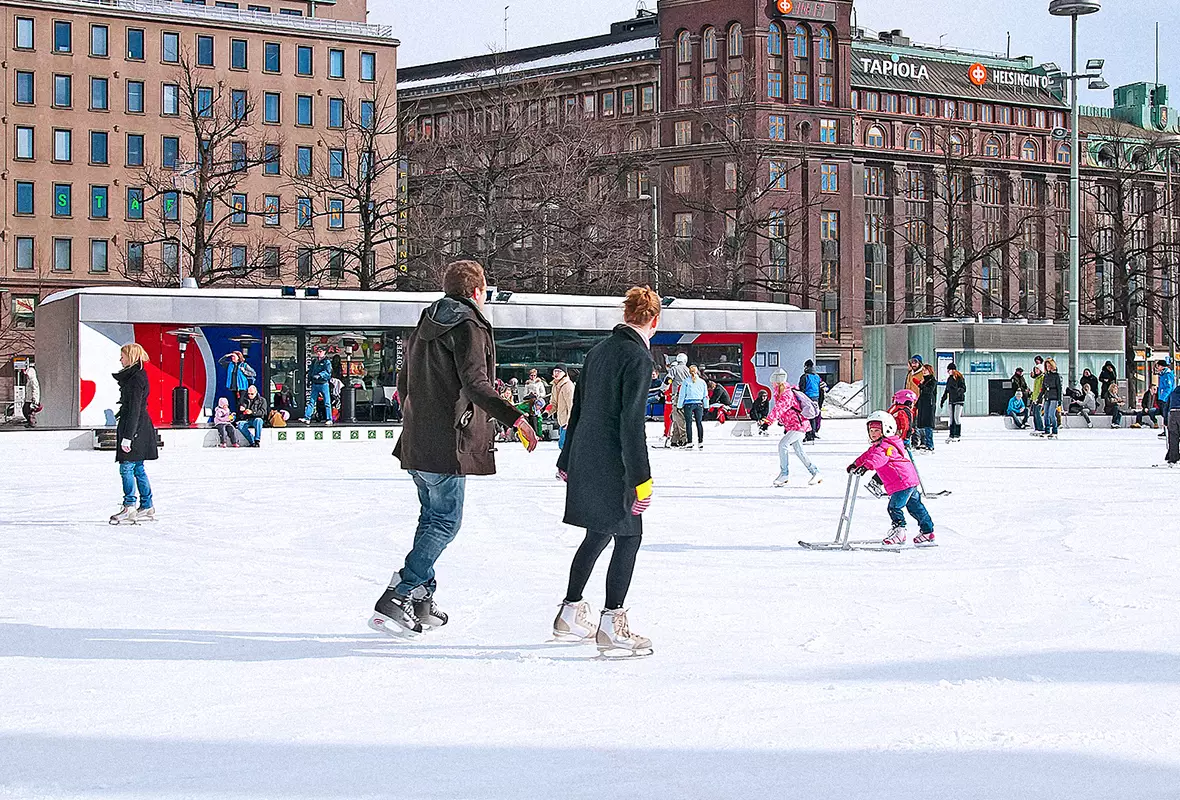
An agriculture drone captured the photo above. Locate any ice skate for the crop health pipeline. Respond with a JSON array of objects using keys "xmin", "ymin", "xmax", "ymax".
[
  {"xmin": 773, "ymin": 474, "xmax": 789, "ymax": 487},
  {"xmin": 109, "ymin": 505, "xmax": 137, "ymax": 525},
  {"xmin": 552, "ymin": 600, "xmax": 596, "ymax": 642},
  {"xmin": 368, "ymin": 588, "xmax": 422, "ymax": 635},
  {"xmin": 596, "ymin": 609, "xmax": 652, "ymax": 658},
  {"xmin": 882, "ymin": 525, "xmax": 907, "ymax": 547},
  {"xmin": 913, "ymin": 531, "xmax": 936, "ymax": 547},
  {"xmin": 412, "ymin": 594, "xmax": 448, "ymax": 628},
  {"xmin": 135, "ymin": 507, "xmax": 156, "ymax": 522},
  {"xmin": 808, "ymin": 473, "xmax": 823, "ymax": 486}
]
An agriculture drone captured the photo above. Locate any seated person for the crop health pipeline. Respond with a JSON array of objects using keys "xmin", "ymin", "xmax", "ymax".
[
  {"xmin": 706, "ymin": 380, "xmax": 732, "ymax": 423},
  {"xmin": 751, "ymin": 389, "xmax": 771, "ymax": 434},
  {"xmin": 213, "ymin": 397, "xmax": 240, "ymax": 447},
  {"xmin": 1078, "ymin": 385, "xmax": 1097, "ymax": 428},
  {"xmin": 237, "ymin": 384, "xmax": 269, "ymax": 447},
  {"xmin": 1007, "ymin": 391, "xmax": 1030, "ymax": 429},
  {"xmin": 1132, "ymin": 390, "xmax": 1160, "ymax": 429},
  {"xmin": 1104, "ymin": 384, "xmax": 1125, "ymax": 428}
]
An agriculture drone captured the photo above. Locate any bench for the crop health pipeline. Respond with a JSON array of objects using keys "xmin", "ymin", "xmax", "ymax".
[{"xmin": 1001, "ymin": 414, "xmax": 1133, "ymax": 430}]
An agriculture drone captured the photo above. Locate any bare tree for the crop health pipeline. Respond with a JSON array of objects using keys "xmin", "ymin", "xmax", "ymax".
[{"xmin": 118, "ymin": 54, "xmax": 282, "ymax": 286}]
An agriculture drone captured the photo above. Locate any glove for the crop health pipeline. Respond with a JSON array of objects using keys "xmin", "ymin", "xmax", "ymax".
[
  {"xmin": 849, "ymin": 465, "xmax": 867, "ymax": 476},
  {"xmin": 631, "ymin": 479, "xmax": 652, "ymax": 515},
  {"xmin": 514, "ymin": 417, "xmax": 539, "ymax": 452},
  {"xmin": 120, "ymin": 438, "xmax": 132, "ymax": 453}
]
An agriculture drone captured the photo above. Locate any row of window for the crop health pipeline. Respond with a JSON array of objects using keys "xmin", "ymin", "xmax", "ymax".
[
  {"xmin": 668, "ymin": 160, "xmax": 841, "ymax": 195},
  {"xmin": 863, "ymin": 125, "xmax": 1070, "ymax": 163},
  {"xmin": 13, "ymin": 17, "xmax": 378, "ymax": 80},
  {"xmin": 852, "ymin": 91, "xmax": 1066, "ymax": 131},
  {"xmin": 675, "ymin": 22, "xmax": 835, "ymax": 63}
]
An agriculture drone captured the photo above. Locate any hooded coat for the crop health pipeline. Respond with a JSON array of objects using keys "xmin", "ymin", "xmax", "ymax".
[
  {"xmin": 393, "ymin": 296, "xmax": 522, "ymax": 476},
  {"xmin": 114, "ymin": 362, "xmax": 158, "ymax": 463},
  {"xmin": 766, "ymin": 384, "xmax": 809, "ymax": 433},
  {"xmin": 916, "ymin": 374, "xmax": 938, "ymax": 429},
  {"xmin": 854, "ymin": 435, "xmax": 920, "ymax": 494},
  {"xmin": 556, "ymin": 325, "xmax": 653, "ymax": 536},
  {"xmin": 1099, "ymin": 363, "xmax": 1117, "ymax": 398}
]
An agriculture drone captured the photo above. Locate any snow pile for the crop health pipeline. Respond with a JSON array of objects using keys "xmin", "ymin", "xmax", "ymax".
[{"xmin": 823, "ymin": 379, "xmax": 866, "ymax": 417}]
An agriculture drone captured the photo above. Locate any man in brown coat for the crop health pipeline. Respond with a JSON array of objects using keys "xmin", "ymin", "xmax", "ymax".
[
  {"xmin": 552, "ymin": 365, "xmax": 575, "ymax": 450},
  {"xmin": 369, "ymin": 260, "xmax": 539, "ymax": 636}
]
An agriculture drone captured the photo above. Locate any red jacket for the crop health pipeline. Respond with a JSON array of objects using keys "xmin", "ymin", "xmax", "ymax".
[{"xmin": 888, "ymin": 403, "xmax": 913, "ymax": 440}]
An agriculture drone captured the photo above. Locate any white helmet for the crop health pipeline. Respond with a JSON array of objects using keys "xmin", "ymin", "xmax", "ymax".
[
  {"xmin": 675, "ymin": 353, "xmax": 688, "ymax": 364},
  {"xmin": 867, "ymin": 410, "xmax": 897, "ymax": 438}
]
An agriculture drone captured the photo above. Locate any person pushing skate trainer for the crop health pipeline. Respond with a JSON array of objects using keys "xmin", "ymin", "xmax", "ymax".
[{"xmin": 369, "ymin": 260, "xmax": 539, "ymax": 636}]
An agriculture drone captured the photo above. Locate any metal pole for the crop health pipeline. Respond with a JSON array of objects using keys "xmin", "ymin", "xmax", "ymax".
[
  {"xmin": 650, "ymin": 185, "xmax": 660, "ymax": 293},
  {"xmin": 1068, "ymin": 13, "xmax": 1081, "ymax": 388}
]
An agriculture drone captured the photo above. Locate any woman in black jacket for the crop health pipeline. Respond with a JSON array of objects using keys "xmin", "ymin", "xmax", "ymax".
[
  {"xmin": 1099, "ymin": 361, "xmax": 1117, "ymax": 400},
  {"xmin": 1080, "ymin": 368, "xmax": 1100, "ymax": 402},
  {"xmin": 111, "ymin": 343, "xmax": 159, "ymax": 524},
  {"xmin": 916, "ymin": 365, "xmax": 938, "ymax": 451},
  {"xmin": 1039, "ymin": 358, "xmax": 1064, "ymax": 437},
  {"xmin": 751, "ymin": 389, "xmax": 771, "ymax": 434},
  {"xmin": 940, "ymin": 363, "xmax": 967, "ymax": 442}
]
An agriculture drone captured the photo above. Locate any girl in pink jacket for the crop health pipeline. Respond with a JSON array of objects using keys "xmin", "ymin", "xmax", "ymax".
[
  {"xmin": 848, "ymin": 411, "xmax": 935, "ymax": 547},
  {"xmin": 765, "ymin": 376, "xmax": 821, "ymax": 487}
]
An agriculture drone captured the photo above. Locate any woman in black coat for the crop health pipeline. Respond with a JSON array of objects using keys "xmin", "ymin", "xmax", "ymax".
[
  {"xmin": 553, "ymin": 287, "xmax": 658, "ymax": 657},
  {"xmin": 1080, "ymin": 369, "xmax": 1100, "ymax": 402},
  {"xmin": 915, "ymin": 365, "xmax": 938, "ymax": 451},
  {"xmin": 1038, "ymin": 357, "xmax": 1064, "ymax": 437},
  {"xmin": 111, "ymin": 343, "xmax": 159, "ymax": 524},
  {"xmin": 940, "ymin": 363, "xmax": 967, "ymax": 442},
  {"xmin": 1099, "ymin": 361, "xmax": 1117, "ymax": 400}
]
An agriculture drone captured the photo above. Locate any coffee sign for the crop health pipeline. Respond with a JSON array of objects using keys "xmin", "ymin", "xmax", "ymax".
[{"xmin": 775, "ymin": 0, "xmax": 837, "ymax": 23}]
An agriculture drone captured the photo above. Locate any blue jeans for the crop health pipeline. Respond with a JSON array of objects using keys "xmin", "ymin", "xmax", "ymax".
[
  {"xmin": 920, "ymin": 427, "xmax": 934, "ymax": 450},
  {"xmin": 1008, "ymin": 410, "xmax": 1029, "ymax": 429},
  {"xmin": 887, "ymin": 487, "xmax": 932, "ymax": 533},
  {"xmin": 119, "ymin": 461, "xmax": 152, "ymax": 509},
  {"xmin": 304, "ymin": 382, "xmax": 331, "ymax": 420},
  {"xmin": 558, "ymin": 425, "xmax": 567, "ymax": 450},
  {"xmin": 237, "ymin": 418, "xmax": 263, "ymax": 444},
  {"xmin": 394, "ymin": 470, "xmax": 467, "ymax": 597},
  {"xmin": 1043, "ymin": 400, "xmax": 1060, "ymax": 434},
  {"xmin": 683, "ymin": 403, "xmax": 704, "ymax": 444},
  {"xmin": 777, "ymin": 430, "xmax": 817, "ymax": 478},
  {"xmin": 1031, "ymin": 403, "xmax": 1044, "ymax": 431}
]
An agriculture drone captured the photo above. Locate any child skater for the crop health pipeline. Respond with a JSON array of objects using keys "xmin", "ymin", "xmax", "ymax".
[
  {"xmin": 888, "ymin": 389, "xmax": 917, "ymax": 452},
  {"xmin": 847, "ymin": 411, "xmax": 935, "ymax": 547}
]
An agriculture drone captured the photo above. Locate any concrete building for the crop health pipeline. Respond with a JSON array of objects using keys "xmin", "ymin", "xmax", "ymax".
[
  {"xmin": 1, "ymin": 0, "xmax": 397, "ymax": 407},
  {"xmin": 398, "ymin": 0, "xmax": 1179, "ymax": 386}
]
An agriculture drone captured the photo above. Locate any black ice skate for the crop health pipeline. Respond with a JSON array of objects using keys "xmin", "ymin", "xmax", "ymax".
[
  {"xmin": 411, "ymin": 591, "xmax": 448, "ymax": 628},
  {"xmin": 368, "ymin": 588, "xmax": 422, "ymax": 635}
]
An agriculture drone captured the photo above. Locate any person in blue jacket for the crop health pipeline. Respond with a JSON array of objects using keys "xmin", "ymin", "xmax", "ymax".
[
  {"xmin": 299, "ymin": 345, "xmax": 334, "ymax": 425},
  {"xmin": 798, "ymin": 360, "xmax": 825, "ymax": 442},
  {"xmin": 218, "ymin": 350, "xmax": 256, "ymax": 410},
  {"xmin": 676, "ymin": 365, "xmax": 708, "ymax": 448},
  {"xmin": 1007, "ymin": 390, "xmax": 1030, "ymax": 429},
  {"xmin": 1154, "ymin": 360, "xmax": 1174, "ymax": 440}
]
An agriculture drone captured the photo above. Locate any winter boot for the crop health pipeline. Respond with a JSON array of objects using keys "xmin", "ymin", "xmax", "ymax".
[
  {"xmin": 596, "ymin": 609, "xmax": 653, "ymax": 658},
  {"xmin": 552, "ymin": 600, "xmax": 596, "ymax": 642},
  {"xmin": 109, "ymin": 505, "xmax": 137, "ymax": 525},
  {"xmin": 913, "ymin": 531, "xmax": 936, "ymax": 547},
  {"xmin": 882, "ymin": 525, "xmax": 907, "ymax": 547},
  {"xmin": 411, "ymin": 589, "xmax": 448, "ymax": 628},
  {"xmin": 368, "ymin": 588, "xmax": 422, "ymax": 635}
]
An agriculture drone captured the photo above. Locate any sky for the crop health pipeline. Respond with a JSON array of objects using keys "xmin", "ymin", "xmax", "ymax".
[{"xmin": 377, "ymin": 0, "xmax": 1178, "ymax": 106}]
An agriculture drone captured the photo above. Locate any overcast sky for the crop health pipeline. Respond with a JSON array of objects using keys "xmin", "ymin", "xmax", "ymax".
[{"xmin": 378, "ymin": 0, "xmax": 1177, "ymax": 106}]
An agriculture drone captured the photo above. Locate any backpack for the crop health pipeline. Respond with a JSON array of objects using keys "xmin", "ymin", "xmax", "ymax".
[
  {"xmin": 793, "ymin": 389, "xmax": 819, "ymax": 420},
  {"xmin": 802, "ymin": 372, "xmax": 822, "ymax": 400}
]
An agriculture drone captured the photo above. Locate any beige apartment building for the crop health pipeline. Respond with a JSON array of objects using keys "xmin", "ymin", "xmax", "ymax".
[{"xmin": 1, "ymin": 0, "xmax": 397, "ymax": 406}]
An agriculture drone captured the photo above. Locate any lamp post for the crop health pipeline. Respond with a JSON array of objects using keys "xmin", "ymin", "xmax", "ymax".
[
  {"xmin": 639, "ymin": 185, "xmax": 660, "ymax": 293},
  {"xmin": 1161, "ymin": 134, "xmax": 1180, "ymax": 360},
  {"xmin": 166, "ymin": 327, "xmax": 202, "ymax": 426},
  {"xmin": 1049, "ymin": 0, "xmax": 1103, "ymax": 388}
]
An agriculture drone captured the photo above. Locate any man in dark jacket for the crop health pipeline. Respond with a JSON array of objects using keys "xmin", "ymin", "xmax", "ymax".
[
  {"xmin": 236, "ymin": 384, "xmax": 269, "ymax": 447},
  {"xmin": 798, "ymin": 360, "xmax": 825, "ymax": 441},
  {"xmin": 299, "ymin": 346, "xmax": 334, "ymax": 425},
  {"xmin": 370, "ymin": 260, "xmax": 539, "ymax": 636},
  {"xmin": 552, "ymin": 286, "xmax": 659, "ymax": 658},
  {"xmin": 1010, "ymin": 367, "xmax": 1031, "ymax": 400}
]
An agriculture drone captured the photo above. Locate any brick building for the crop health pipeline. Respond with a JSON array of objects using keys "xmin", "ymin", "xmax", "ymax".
[
  {"xmin": 1, "ymin": 0, "xmax": 397, "ymax": 406},
  {"xmin": 399, "ymin": 0, "xmax": 1178, "ymax": 384}
]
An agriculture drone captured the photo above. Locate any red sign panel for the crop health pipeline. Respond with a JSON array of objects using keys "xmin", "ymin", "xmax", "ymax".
[{"xmin": 775, "ymin": 0, "xmax": 837, "ymax": 23}]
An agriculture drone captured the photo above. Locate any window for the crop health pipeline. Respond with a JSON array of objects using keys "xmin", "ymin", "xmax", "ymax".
[
  {"xmin": 360, "ymin": 51, "xmax": 376, "ymax": 81},
  {"xmin": 770, "ymin": 160, "xmax": 788, "ymax": 190},
  {"xmin": 792, "ymin": 25, "xmax": 808, "ymax": 58},
  {"xmin": 318, "ymin": 96, "xmax": 341, "ymax": 129},
  {"xmin": 162, "ymin": 31, "xmax": 179, "ymax": 63},
  {"xmin": 865, "ymin": 165, "xmax": 887, "ymax": 197},
  {"xmin": 231, "ymin": 89, "xmax": 247, "ymax": 120},
  {"xmin": 91, "ymin": 24, "xmax": 109, "ymax": 57},
  {"xmin": 231, "ymin": 140, "xmax": 247, "ymax": 171},
  {"xmin": 297, "ymin": 249, "xmax": 313, "ymax": 280},
  {"xmin": 674, "ymin": 212, "xmax": 693, "ymax": 241},
  {"xmin": 90, "ymin": 77, "xmax": 109, "ymax": 110},
  {"xmin": 769, "ymin": 114, "xmax": 786, "ymax": 141},
  {"xmin": 726, "ymin": 114, "xmax": 741, "ymax": 140},
  {"xmin": 15, "ymin": 238, "xmax": 35, "ymax": 271},
  {"xmin": 296, "ymin": 45, "xmax": 312, "ymax": 76},
  {"xmin": 724, "ymin": 161, "xmax": 738, "ymax": 191},
  {"xmin": 820, "ymin": 163, "xmax": 838, "ymax": 192},
  {"xmin": 1020, "ymin": 139, "xmax": 1038, "ymax": 161},
  {"xmin": 231, "ymin": 245, "xmax": 247, "ymax": 273},
  {"xmin": 54, "ymin": 239, "xmax": 72, "ymax": 271},
  {"xmin": 819, "ymin": 119, "xmax": 837, "ymax": 144},
  {"xmin": 193, "ymin": 86, "xmax": 212, "ymax": 117},
  {"xmin": 983, "ymin": 136, "xmax": 1002, "ymax": 157},
  {"xmin": 676, "ymin": 30, "xmax": 691, "ymax": 63},
  {"xmin": 296, "ymin": 197, "xmax": 312, "ymax": 227},
  {"xmin": 817, "ymin": 76, "xmax": 833, "ymax": 104},
  {"xmin": 727, "ymin": 23, "xmax": 742, "ymax": 57},
  {"xmin": 296, "ymin": 95, "xmax": 312, "ymax": 125},
  {"xmin": 54, "ymin": 74, "xmax": 72, "ymax": 108},
  {"xmin": 673, "ymin": 165, "xmax": 691, "ymax": 194},
  {"xmin": 262, "ymin": 246, "xmax": 280, "ymax": 278},
  {"xmin": 727, "ymin": 70, "xmax": 743, "ymax": 98},
  {"xmin": 54, "ymin": 129, "xmax": 72, "ymax": 162},
  {"xmin": 126, "ymin": 80, "xmax": 144, "ymax": 113},
  {"xmin": 90, "ymin": 131, "xmax": 108, "ymax": 164},
  {"xmin": 16, "ymin": 127, "xmax": 35, "ymax": 160},
  {"xmin": 54, "ymin": 183, "xmax": 72, "ymax": 217},
  {"xmin": 163, "ymin": 191, "xmax": 179, "ymax": 220},
  {"xmin": 127, "ymin": 187, "xmax": 144, "ymax": 219},
  {"xmin": 15, "ymin": 182, "xmax": 35, "ymax": 215},
  {"xmin": 162, "ymin": 136, "xmax": 179, "ymax": 168},
  {"xmin": 768, "ymin": 71, "xmax": 783, "ymax": 98},
  {"xmin": 998, "ymin": 106, "xmax": 1011, "ymax": 125},
  {"xmin": 677, "ymin": 77, "xmax": 693, "ymax": 106},
  {"xmin": 328, "ymin": 250, "xmax": 344, "ymax": 279},
  {"xmin": 360, "ymin": 100, "xmax": 375, "ymax": 128},
  {"xmin": 16, "ymin": 17, "xmax": 34, "ymax": 49},
  {"xmin": 219, "ymin": 193, "xmax": 244, "ymax": 226},
  {"xmin": 196, "ymin": 35, "xmax": 213, "ymax": 66},
  {"xmin": 231, "ymin": 39, "xmax": 248, "ymax": 69},
  {"xmin": 329, "ymin": 148, "xmax": 344, "ymax": 178},
  {"xmin": 818, "ymin": 28, "xmax": 833, "ymax": 60},
  {"xmin": 641, "ymin": 85, "xmax": 655, "ymax": 111},
  {"xmin": 903, "ymin": 96, "xmax": 917, "ymax": 115},
  {"xmin": 883, "ymin": 94, "xmax": 899, "ymax": 113},
  {"xmin": 127, "ymin": 134, "xmax": 144, "ymax": 166},
  {"xmin": 296, "ymin": 145, "xmax": 312, "ymax": 176},
  {"xmin": 703, "ymin": 75, "xmax": 718, "ymax": 103},
  {"xmin": 866, "ymin": 125, "xmax": 885, "ymax": 148},
  {"xmin": 264, "ymin": 143, "xmax": 280, "ymax": 175},
  {"xmin": 126, "ymin": 241, "xmax": 144, "ymax": 273},
  {"xmin": 768, "ymin": 22, "xmax": 783, "ymax": 56},
  {"xmin": 127, "ymin": 28, "xmax": 144, "ymax": 60},
  {"xmin": 203, "ymin": 198, "xmax": 213, "ymax": 223},
  {"xmin": 792, "ymin": 74, "xmax": 808, "ymax": 101},
  {"xmin": 906, "ymin": 129, "xmax": 925, "ymax": 151},
  {"xmin": 264, "ymin": 42, "xmax": 280, "ymax": 72},
  {"xmin": 673, "ymin": 121, "xmax": 691, "ymax": 146},
  {"xmin": 947, "ymin": 131, "xmax": 964, "ymax": 155},
  {"xmin": 163, "ymin": 83, "xmax": 179, "ymax": 115},
  {"xmin": 264, "ymin": 92, "xmax": 280, "ymax": 124},
  {"xmin": 328, "ymin": 198, "xmax": 344, "ymax": 229},
  {"xmin": 621, "ymin": 88, "xmax": 635, "ymax": 114},
  {"xmin": 53, "ymin": 20, "xmax": 71, "ymax": 53},
  {"xmin": 16, "ymin": 72, "xmax": 35, "ymax": 105},
  {"xmin": 1015, "ymin": 107, "xmax": 1029, "ymax": 127},
  {"xmin": 263, "ymin": 195, "xmax": 279, "ymax": 225},
  {"xmin": 329, "ymin": 48, "xmax": 344, "ymax": 78},
  {"xmin": 1056, "ymin": 143, "xmax": 1071, "ymax": 164},
  {"xmin": 162, "ymin": 240, "xmax": 179, "ymax": 273},
  {"xmin": 90, "ymin": 239, "xmax": 109, "ymax": 273}
]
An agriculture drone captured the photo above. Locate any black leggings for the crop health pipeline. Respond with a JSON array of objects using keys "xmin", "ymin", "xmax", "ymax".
[{"xmin": 564, "ymin": 531, "xmax": 642, "ymax": 610}]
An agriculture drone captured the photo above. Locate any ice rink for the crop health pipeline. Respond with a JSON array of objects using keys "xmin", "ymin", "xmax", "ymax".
[{"xmin": 2, "ymin": 418, "xmax": 1179, "ymax": 799}]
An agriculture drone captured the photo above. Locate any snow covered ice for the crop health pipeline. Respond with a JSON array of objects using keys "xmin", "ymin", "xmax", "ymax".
[{"xmin": 2, "ymin": 418, "xmax": 1179, "ymax": 799}]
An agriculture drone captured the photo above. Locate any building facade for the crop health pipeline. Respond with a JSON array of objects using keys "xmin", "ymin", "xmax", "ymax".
[
  {"xmin": 1, "ymin": 0, "xmax": 397, "ymax": 405},
  {"xmin": 399, "ymin": 0, "xmax": 1178, "ymax": 384}
]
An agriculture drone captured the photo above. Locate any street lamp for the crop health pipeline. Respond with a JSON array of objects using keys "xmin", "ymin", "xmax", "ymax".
[
  {"xmin": 1160, "ymin": 134, "xmax": 1180, "ymax": 359},
  {"xmin": 638, "ymin": 185, "xmax": 660, "ymax": 293},
  {"xmin": 1049, "ymin": 0, "xmax": 1102, "ymax": 388},
  {"xmin": 166, "ymin": 327, "xmax": 202, "ymax": 426}
]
